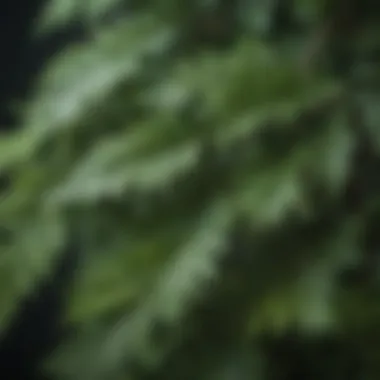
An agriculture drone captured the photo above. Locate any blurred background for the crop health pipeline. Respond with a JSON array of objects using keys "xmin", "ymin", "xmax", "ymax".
[{"xmin": 1, "ymin": 0, "xmax": 380, "ymax": 379}]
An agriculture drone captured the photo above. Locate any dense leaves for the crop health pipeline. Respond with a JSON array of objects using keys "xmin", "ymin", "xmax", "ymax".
[{"xmin": 1, "ymin": 0, "xmax": 380, "ymax": 379}]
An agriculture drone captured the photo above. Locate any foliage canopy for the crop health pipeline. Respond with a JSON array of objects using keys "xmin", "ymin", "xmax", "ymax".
[{"xmin": 1, "ymin": 1, "xmax": 380, "ymax": 379}]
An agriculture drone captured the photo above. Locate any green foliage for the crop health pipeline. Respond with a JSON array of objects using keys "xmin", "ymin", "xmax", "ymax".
[{"xmin": 2, "ymin": 0, "xmax": 380, "ymax": 379}]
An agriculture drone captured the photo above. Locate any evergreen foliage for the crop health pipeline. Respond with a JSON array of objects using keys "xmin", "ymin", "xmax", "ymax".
[{"xmin": 1, "ymin": 0, "xmax": 380, "ymax": 379}]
